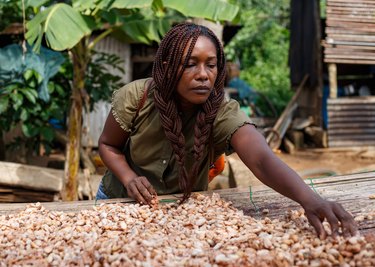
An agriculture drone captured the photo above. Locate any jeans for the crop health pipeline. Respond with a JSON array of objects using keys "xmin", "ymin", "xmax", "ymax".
[{"xmin": 96, "ymin": 181, "xmax": 109, "ymax": 200}]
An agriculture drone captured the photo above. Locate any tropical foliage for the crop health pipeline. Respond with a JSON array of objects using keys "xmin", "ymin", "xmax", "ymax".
[
  {"xmin": 225, "ymin": 0, "xmax": 291, "ymax": 116},
  {"xmin": 0, "ymin": 44, "xmax": 124, "ymax": 156}
]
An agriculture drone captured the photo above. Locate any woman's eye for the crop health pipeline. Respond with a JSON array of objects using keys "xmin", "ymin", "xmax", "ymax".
[
  {"xmin": 207, "ymin": 64, "xmax": 216, "ymax": 68},
  {"xmin": 186, "ymin": 63, "xmax": 195, "ymax": 68}
]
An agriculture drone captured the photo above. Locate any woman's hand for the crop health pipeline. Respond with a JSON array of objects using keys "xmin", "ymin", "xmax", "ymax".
[
  {"xmin": 302, "ymin": 197, "xmax": 358, "ymax": 239},
  {"xmin": 124, "ymin": 176, "xmax": 157, "ymax": 206}
]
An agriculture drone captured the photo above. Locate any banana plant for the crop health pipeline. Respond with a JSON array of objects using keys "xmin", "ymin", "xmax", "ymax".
[{"xmin": 25, "ymin": 0, "xmax": 239, "ymax": 201}]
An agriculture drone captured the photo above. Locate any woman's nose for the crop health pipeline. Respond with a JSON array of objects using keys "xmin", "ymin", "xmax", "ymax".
[{"xmin": 196, "ymin": 65, "xmax": 208, "ymax": 80}]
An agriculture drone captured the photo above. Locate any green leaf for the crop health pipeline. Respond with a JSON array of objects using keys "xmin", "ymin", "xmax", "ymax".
[
  {"xmin": 122, "ymin": 16, "xmax": 171, "ymax": 44},
  {"xmin": 20, "ymin": 109, "xmax": 29, "ymax": 121},
  {"xmin": 152, "ymin": 0, "xmax": 165, "ymax": 17},
  {"xmin": 41, "ymin": 127, "xmax": 54, "ymax": 142},
  {"xmin": 72, "ymin": 0, "xmax": 97, "ymax": 12},
  {"xmin": 162, "ymin": 0, "xmax": 239, "ymax": 22},
  {"xmin": 110, "ymin": 0, "xmax": 153, "ymax": 9},
  {"xmin": 23, "ymin": 69, "xmax": 34, "ymax": 81},
  {"xmin": 20, "ymin": 88, "xmax": 38, "ymax": 104},
  {"xmin": 26, "ymin": 3, "xmax": 92, "ymax": 52},
  {"xmin": 0, "ymin": 97, "xmax": 9, "ymax": 114},
  {"xmin": 11, "ymin": 93, "xmax": 24, "ymax": 110},
  {"xmin": 22, "ymin": 123, "xmax": 37, "ymax": 137},
  {"xmin": 26, "ymin": 0, "xmax": 51, "ymax": 8}
]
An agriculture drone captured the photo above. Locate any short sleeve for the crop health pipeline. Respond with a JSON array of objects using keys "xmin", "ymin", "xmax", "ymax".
[
  {"xmin": 213, "ymin": 99, "xmax": 256, "ymax": 155},
  {"xmin": 111, "ymin": 79, "xmax": 148, "ymax": 132}
]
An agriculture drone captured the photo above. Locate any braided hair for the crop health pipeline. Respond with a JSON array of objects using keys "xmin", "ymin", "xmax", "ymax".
[{"xmin": 152, "ymin": 22, "xmax": 226, "ymax": 203}]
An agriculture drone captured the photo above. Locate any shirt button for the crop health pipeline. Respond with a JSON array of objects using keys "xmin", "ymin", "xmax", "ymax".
[{"xmin": 162, "ymin": 160, "xmax": 167, "ymax": 164}]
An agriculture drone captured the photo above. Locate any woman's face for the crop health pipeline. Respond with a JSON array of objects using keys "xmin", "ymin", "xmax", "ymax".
[{"xmin": 175, "ymin": 35, "xmax": 218, "ymax": 111}]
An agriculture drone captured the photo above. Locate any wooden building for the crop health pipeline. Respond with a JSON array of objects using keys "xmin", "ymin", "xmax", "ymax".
[
  {"xmin": 289, "ymin": 0, "xmax": 375, "ymax": 148},
  {"xmin": 323, "ymin": 0, "xmax": 375, "ymax": 147}
]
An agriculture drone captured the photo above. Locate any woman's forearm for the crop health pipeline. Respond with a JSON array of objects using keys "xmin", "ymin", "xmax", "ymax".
[
  {"xmin": 232, "ymin": 125, "xmax": 320, "ymax": 207},
  {"xmin": 250, "ymin": 152, "xmax": 320, "ymax": 206},
  {"xmin": 98, "ymin": 142, "xmax": 137, "ymax": 186}
]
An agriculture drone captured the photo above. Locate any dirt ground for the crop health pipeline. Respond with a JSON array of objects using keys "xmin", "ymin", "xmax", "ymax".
[{"xmin": 209, "ymin": 147, "xmax": 375, "ymax": 190}]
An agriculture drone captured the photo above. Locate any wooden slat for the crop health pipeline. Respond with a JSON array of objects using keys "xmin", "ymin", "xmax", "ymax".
[
  {"xmin": 326, "ymin": 34, "xmax": 375, "ymax": 42},
  {"xmin": 328, "ymin": 97, "xmax": 375, "ymax": 104},
  {"xmin": 328, "ymin": 0, "xmax": 375, "ymax": 4},
  {"xmin": 329, "ymin": 140, "xmax": 375, "ymax": 146},
  {"xmin": 325, "ymin": 54, "xmax": 375, "ymax": 60},
  {"xmin": 328, "ymin": 134, "xmax": 375, "ymax": 141},
  {"xmin": 326, "ymin": 20, "xmax": 375, "ymax": 31},
  {"xmin": 323, "ymin": 43, "xmax": 375, "ymax": 51},
  {"xmin": 328, "ymin": 110, "xmax": 375, "ymax": 117},
  {"xmin": 325, "ymin": 49, "xmax": 375, "ymax": 56},
  {"xmin": 327, "ymin": 104, "xmax": 375, "ymax": 111},
  {"xmin": 328, "ymin": 122, "xmax": 375, "ymax": 129},
  {"xmin": 328, "ymin": 116, "xmax": 375, "ymax": 123},
  {"xmin": 327, "ymin": 2, "xmax": 375, "ymax": 8},
  {"xmin": 324, "ymin": 58, "xmax": 375, "ymax": 64},
  {"xmin": 327, "ymin": 8, "xmax": 375, "ymax": 15},
  {"xmin": 326, "ymin": 28, "xmax": 375, "ymax": 36},
  {"xmin": 328, "ymin": 17, "xmax": 375, "ymax": 24},
  {"xmin": 0, "ymin": 161, "xmax": 101, "ymax": 199},
  {"xmin": 328, "ymin": 128, "xmax": 375, "ymax": 135}
]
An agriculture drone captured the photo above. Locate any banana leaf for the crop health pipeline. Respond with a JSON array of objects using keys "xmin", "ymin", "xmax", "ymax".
[
  {"xmin": 0, "ymin": 44, "xmax": 65, "ymax": 101},
  {"xmin": 163, "ymin": 0, "xmax": 239, "ymax": 22},
  {"xmin": 26, "ymin": 3, "xmax": 92, "ymax": 52}
]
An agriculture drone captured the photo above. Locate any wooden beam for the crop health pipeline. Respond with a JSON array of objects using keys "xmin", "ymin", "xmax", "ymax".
[
  {"xmin": 0, "ymin": 161, "xmax": 102, "ymax": 198},
  {"xmin": 328, "ymin": 63, "xmax": 337, "ymax": 99}
]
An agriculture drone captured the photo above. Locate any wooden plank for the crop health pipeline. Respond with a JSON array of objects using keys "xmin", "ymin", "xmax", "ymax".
[
  {"xmin": 326, "ymin": 28, "xmax": 375, "ymax": 36},
  {"xmin": 329, "ymin": 140, "xmax": 375, "ymax": 146},
  {"xmin": 328, "ymin": 0, "xmax": 375, "ymax": 4},
  {"xmin": 323, "ymin": 43, "xmax": 375, "ymax": 51},
  {"xmin": 328, "ymin": 14, "xmax": 375, "ymax": 19},
  {"xmin": 328, "ymin": 128, "xmax": 375, "ymax": 135},
  {"xmin": 265, "ymin": 76, "xmax": 307, "ymax": 149},
  {"xmin": 325, "ymin": 49, "xmax": 375, "ymax": 56},
  {"xmin": 328, "ymin": 122, "xmax": 375, "ymax": 129},
  {"xmin": 328, "ymin": 110, "xmax": 375, "ymax": 117},
  {"xmin": 327, "ymin": 2, "xmax": 375, "ymax": 8},
  {"xmin": 0, "ymin": 161, "xmax": 63, "ymax": 192},
  {"xmin": 326, "ymin": 20, "xmax": 375, "ymax": 31},
  {"xmin": 326, "ymin": 34, "xmax": 375, "ymax": 42},
  {"xmin": 324, "ymin": 58, "xmax": 375, "ymax": 64},
  {"xmin": 328, "ymin": 117, "xmax": 375, "ymax": 123},
  {"xmin": 325, "ymin": 54, "xmax": 375, "ymax": 60},
  {"xmin": 327, "ymin": 104, "xmax": 375, "ymax": 111},
  {"xmin": 328, "ymin": 17, "xmax": 375, "ymax": 24},
  {"xmin": 328, "ymin": 97, "xmax": 375, "ymax": 104},
  {"xmin": 328, "ymin": 134, "xmax": 375, "ymax": 141},
  {"xmin": 327, "ymin": 8, "xmax": 375, "ymax": 16},
  {"xmin": 0, "ymin": 161, "xmax": 102, "ymax": 197},
  {"xmin": 0, "ymin": 186, "xmax": 55, "ymax": 203}
]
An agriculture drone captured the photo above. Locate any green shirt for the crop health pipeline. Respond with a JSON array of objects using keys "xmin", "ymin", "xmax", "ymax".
[{"xmin": 102, "ymin": 78, "xmax": 254, "ymax": 198}]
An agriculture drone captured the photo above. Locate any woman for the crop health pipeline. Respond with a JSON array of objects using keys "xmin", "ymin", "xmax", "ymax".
[{"xmin": 98, "ymin": 23, "xmax": 357, "ymax": 239}]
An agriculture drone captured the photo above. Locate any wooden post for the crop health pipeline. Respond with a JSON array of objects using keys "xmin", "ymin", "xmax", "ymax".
[{"xmin": 328, "ymin": 63, "xmax": 337, "ymax": 98}]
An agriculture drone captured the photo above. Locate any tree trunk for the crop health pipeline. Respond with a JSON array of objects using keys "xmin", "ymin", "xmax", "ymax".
[
  {"xmin": 62, "ymin": 40, "xmax": 89, "ymax": 201},
  {"xmin": 0, "ymin": 131, "xmax": 5, "ymax": 160}
]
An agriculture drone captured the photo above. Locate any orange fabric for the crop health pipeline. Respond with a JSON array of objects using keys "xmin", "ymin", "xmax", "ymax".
[{"xmin": 208, "ymin": 154, "xmax": 226, "ymax": 182}]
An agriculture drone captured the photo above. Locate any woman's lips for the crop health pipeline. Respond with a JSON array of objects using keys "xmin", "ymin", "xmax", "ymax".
[{"xmin": 192, "ymin": 86, "xmax": 210, "ymax": 94}]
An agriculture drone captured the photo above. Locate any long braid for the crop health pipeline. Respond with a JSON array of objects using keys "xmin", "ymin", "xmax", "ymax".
[
  {"xmin": 187, "ymin": 30, "xmax": 226, "ymax": 196},
  {"xmin": 152, "ymin": 23, "xmax": 226, "ymax": 203}
]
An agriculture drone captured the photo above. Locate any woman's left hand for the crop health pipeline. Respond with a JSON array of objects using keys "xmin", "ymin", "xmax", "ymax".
[{"xmin": 302, "ymin": 197, "xmax": 358, "ymax": 239}]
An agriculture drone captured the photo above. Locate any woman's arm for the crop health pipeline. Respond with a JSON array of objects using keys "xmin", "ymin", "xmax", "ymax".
[
  {"xmin": 230, "ymin": 124, "xmax": 357, "ymax": 239},
  {"xmin": 98, "ymin": 110, "xmax": 156, "ymax": 204}
]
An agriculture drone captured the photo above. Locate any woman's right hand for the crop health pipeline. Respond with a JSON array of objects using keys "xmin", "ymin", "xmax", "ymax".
[{"xmin": 124, "ymin": 176, "xmax": 157, "ymax": 205}]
